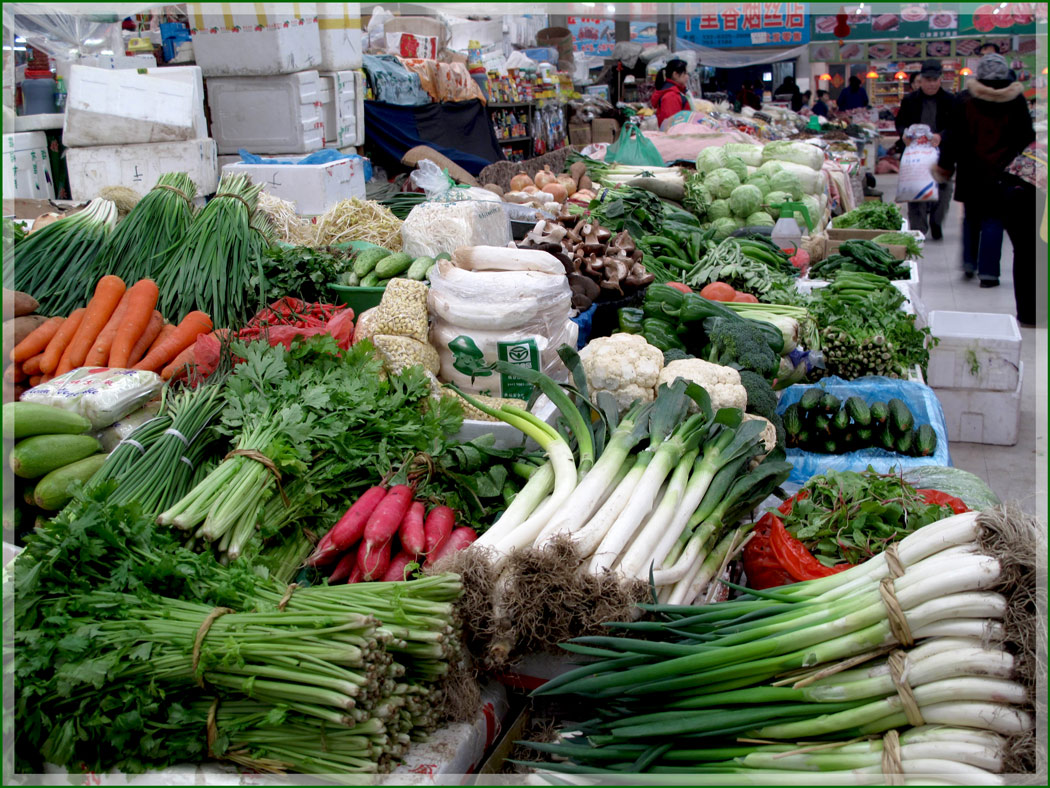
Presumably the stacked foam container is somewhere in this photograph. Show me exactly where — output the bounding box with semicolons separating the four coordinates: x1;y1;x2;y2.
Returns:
926;311;1024;446
62;64;218;201
189;3;366;215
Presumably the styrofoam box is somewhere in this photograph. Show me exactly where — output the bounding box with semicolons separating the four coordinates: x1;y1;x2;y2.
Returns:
206;71;324;155
62;66;200;147
66;139;218;201
317;3;363;71
186;2;322;77
221;155;365;216
319;69;364;148
927;310;1022;391
2;131;55;200
935;362;1023;446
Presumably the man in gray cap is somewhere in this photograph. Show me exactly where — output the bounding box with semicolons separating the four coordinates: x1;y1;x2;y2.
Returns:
896;59;955;239
933;53;1033;287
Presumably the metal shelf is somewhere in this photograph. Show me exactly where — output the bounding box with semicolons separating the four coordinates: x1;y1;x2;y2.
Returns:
487;102;533;108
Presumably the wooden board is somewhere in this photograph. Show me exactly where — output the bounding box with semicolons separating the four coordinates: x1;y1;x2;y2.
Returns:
827;227;898;241
826;240;909;260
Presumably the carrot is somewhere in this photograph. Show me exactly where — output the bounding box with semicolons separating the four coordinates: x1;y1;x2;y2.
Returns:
27;375;42;388
361;485;414;568
133;311;212;372
85;290;132;366
422;505;455;567
4;363;25;383
108;279;159;368
381;551;417;582
161;344;196;381
148;324;176;352
11;316;64;363
22;355;43;376
39;308;85;375
398;501;426;558
125;311;164;368
308;486;388;566
356;537;391;581
428;527;477;565
61;275;126;374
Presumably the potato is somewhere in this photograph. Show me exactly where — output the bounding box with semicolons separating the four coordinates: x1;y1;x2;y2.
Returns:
3;288;38;317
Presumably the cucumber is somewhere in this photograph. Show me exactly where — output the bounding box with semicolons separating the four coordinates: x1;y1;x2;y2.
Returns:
887;398;914;434
844;396;871;427
831;407;850;432
436;252;452;261
406;256;435;281
10;434;101;479
869;401;889;426
799;388;823;412
895;430;914;455
34;453;109;510
340;271;361;287
915;424;937;457
856;427;873;444
3;402;92;439
782;404;802;438
374;252;414;279
879;427;896;451
820;393;841;413
813;413;832;433
360;272;382;288
352;247;392;278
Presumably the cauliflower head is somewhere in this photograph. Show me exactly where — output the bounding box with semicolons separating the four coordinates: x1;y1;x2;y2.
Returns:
579;333;663;413
742;413;777;468
658;358;747;413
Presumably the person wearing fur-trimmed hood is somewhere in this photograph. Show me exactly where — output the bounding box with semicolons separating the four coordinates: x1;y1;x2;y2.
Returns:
932;53;1034;289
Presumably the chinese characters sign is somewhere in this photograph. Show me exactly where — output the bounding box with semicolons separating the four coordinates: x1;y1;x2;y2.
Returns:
567;16;616;56
675;3;810;48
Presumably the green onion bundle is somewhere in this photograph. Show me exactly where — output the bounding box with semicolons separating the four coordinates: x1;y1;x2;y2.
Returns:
86;172;197;290
157;174;274;329
7;198;117;314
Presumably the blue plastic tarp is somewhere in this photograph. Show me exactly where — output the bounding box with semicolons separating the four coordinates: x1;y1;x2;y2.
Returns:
237;149;373;182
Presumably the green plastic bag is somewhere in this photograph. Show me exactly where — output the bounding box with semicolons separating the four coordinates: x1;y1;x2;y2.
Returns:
605;123;665;167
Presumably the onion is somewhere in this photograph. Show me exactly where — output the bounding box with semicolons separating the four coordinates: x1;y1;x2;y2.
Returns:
556;175;577;197
509;172;534;192
541;182;568;203
522;185;539;194
534;167;557;189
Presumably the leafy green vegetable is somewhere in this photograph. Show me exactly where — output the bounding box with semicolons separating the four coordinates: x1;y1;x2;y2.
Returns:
745;211;775;227
705;168;742;199
834;201;903;231
588;186;666;240
696;146;727;174
683;173;712;219
707;198;731;221
872;232;923;259
769;170;803;201
723;155;748;182
253;244;356;303
729;184;763;219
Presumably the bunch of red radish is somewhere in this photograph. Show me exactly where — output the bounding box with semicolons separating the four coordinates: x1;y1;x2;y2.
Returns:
307;484;478;583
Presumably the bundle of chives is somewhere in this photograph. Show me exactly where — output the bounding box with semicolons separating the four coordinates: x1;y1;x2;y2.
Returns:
85;172;197;290
8;198;117;314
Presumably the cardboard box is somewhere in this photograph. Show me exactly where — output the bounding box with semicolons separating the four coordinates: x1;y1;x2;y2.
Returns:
186;2;322;77
206;71;324;155
221;155;365;216
591;118;620;144
2;131;55;200
62;65;200;147
317;3;363;70
65;139;218;200
569;124;592;146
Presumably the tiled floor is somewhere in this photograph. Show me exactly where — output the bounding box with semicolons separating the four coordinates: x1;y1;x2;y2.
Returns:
875;174;1046;517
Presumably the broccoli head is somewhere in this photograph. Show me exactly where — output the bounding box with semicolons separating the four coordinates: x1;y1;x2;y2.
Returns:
701;317;779;380
739;369;785;449
662;348;695;365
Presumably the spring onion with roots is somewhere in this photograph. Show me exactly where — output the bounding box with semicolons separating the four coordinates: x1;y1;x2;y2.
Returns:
524;507;1040;781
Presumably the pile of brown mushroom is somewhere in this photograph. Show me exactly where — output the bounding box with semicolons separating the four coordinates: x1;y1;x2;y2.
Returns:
518;214;654;310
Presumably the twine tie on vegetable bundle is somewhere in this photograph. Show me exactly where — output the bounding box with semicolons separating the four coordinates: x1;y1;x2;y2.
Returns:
224;448;290;507
887;650;925;727
153;183;193;209
277;583;299;612
192;606;234;688
878;576;915;648
881;729;905;785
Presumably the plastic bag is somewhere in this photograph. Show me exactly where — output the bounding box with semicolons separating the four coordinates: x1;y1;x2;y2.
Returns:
902;466;1001;511
775;375;952;484
605;123;665;167
238;148;373;182
21;368;162;430
93;401;162;453
896;124;940;203
410;159;501;202
366;6;395;51
401;201;511;259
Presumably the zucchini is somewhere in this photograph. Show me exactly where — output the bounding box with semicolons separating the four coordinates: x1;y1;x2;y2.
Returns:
3;402;92;439
915;424;937;457
360;272;382;288
34;453;109;510
782;404;802;438
887;398;914;434
895;430;914;455
23;483;36;507
799;388;824;412
352;247;392;277
406;256;435;281
10;434;101;479
869;401;889;426
845;396;871;427
373;252;414;279
821;393;841;413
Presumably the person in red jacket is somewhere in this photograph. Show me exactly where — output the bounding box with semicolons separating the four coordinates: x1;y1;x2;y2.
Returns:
651;59;691;127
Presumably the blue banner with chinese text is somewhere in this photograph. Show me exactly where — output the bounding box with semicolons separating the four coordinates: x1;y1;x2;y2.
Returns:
675;3;810;48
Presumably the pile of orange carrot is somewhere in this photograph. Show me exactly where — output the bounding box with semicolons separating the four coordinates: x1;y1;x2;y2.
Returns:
9;275;214;388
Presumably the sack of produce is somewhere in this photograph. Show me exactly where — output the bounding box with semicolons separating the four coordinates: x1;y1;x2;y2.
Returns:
896;124;940;203
20;367;162;430
428;248;577;399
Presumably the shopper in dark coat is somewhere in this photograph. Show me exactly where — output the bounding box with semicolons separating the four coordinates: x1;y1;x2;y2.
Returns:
774;76;804;111
895;60;956;239
811;90;830;117
836;76;870;111
933;54;1035;287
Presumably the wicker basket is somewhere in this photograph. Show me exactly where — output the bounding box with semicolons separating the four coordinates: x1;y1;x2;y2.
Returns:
478;146;583;194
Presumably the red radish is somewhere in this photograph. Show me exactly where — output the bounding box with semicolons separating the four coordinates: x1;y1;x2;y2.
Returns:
381;551;417;582
357;538;391;581
423;505;455;559
347;564;364;584
307;486;388;565
361;484;413;568
328;550;358;584
398;501;426;557
427;527;477;566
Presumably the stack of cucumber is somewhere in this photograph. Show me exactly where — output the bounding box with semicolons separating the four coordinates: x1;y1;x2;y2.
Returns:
338;247;444;288
783;388;937;457
4;402;109;516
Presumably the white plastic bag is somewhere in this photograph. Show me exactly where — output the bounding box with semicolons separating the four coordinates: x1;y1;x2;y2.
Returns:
367;6;395;51
401;201;511;258
21;368;162;430
410;159;502;202
896;125;940;203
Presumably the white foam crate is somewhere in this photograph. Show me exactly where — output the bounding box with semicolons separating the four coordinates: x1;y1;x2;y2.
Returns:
65;139;218;200
317;3;363;71
927;310;1022;391
221;155;365;216
935;362;1023;446
319;69;365;148
186;3;323;77
206;71;324;155
2;131;55;199
62;65;201;147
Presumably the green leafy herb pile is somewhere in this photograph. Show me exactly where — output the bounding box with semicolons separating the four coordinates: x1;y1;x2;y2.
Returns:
832;201;903;231
778;468;956;566
871;232;923;259
809;239;911;280
253;244;356;303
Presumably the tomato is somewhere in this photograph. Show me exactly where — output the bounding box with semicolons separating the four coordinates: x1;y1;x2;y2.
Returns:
665;282;693;294
699;282;737;302
733;292;759;303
